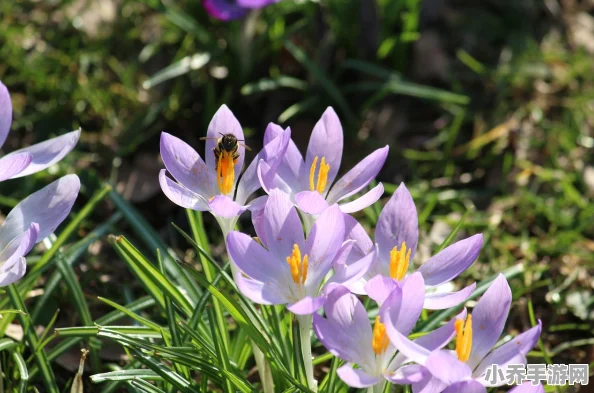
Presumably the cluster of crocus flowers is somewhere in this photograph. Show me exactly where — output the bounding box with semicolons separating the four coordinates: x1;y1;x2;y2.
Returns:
159;105;542;393
0;81;80;286
203;0;282;21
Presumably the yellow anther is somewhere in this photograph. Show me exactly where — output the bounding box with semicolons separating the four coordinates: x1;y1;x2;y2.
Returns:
216;150;235;195
286;244;308;285
372;316;390;355
454;315;473;362
389;242;411;281
309;156;330;194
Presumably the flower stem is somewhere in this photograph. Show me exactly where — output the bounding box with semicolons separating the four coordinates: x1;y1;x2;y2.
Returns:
218;217;274;393
297;314;317;392
252;342;274;393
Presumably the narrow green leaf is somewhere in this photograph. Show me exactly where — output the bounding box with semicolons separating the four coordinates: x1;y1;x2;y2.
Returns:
109;190;199;302
7;284;59;393
91;369;161;383
13;351;29;393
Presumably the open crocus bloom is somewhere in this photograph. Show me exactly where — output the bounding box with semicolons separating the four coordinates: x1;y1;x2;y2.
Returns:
159;105;290;233
313;274;464;388
203;0;281;21
226;189;371;315
258;107;389;218
0;175;80;286
340;183;483;310
386;274;542;393
0;81;80;182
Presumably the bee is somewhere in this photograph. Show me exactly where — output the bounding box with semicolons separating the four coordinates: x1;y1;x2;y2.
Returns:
201;133;251;170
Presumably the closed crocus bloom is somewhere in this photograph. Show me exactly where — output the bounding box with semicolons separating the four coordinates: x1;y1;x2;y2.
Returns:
226;189;370;315
339;183;482;310
258;107;389;220
203;0;281;20
386;274;542;393
0;81;80;182
159;105;290;234
0;175;80;286
313;274;464;389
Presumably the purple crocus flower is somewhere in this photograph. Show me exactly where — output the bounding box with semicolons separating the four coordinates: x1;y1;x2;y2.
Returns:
339;183;482;310
203;0;281;21
258;107;389;218
0;81;80;182
386;274;542;393
159;105;290;233
226;188;372;315
313;274;465;389
0;175;80;286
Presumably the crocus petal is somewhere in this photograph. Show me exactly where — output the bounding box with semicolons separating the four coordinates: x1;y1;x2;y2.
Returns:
418;234;483;287
226;231;289;284
208;195;246;218
235;275;290;305
301;108;343;192
412;375;448;393
423;282;476;310
384;320;431;366
344;214;374;258
364;274;399;304
0;175;80;248
375;183;419;265
425;350;472;385
304;204;344;289
0;152;32;182
264;124;303;192
203;0;248;20
159;170;209;211
474;321;542;383
387;310;466;374
295;191;329;215
257;160;293;196
386;364;427;384
327;146;388;203
313;285;374;366
261;189;305;261
0;81;12;149
160;132;214;198
442;380;486;393
336;364;381;388
204;105;245;185
509;383;545;393
467;274;512;369
385;272;425;335
287;295;326;315
0;257;26;287
329;247;375;291
6;130;80;178
339;183;385;214
0;223;39;272
236;128;290;205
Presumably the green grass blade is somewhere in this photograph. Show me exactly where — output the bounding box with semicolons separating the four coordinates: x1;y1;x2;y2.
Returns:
283;41;354;123
91;369;161;383
13;351;29;393
7;284;59;393
109;190;199;302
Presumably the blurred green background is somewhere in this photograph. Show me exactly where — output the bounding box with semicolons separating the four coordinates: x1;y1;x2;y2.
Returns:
0;0;593;389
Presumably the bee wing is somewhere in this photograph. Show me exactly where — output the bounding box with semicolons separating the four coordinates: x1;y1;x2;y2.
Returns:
240;143;252;151
200;137;221;141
